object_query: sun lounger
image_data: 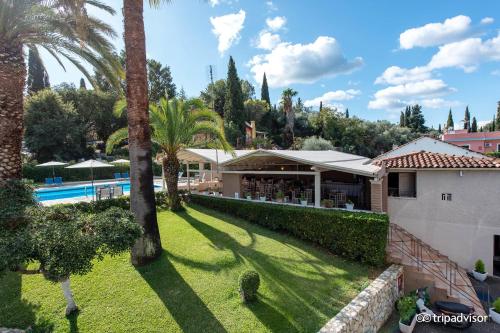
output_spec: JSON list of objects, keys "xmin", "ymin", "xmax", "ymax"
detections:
[
  {"xmin": 114, "ymin": 173, "xmax": 122, "ymax": 179},
  {"xmin": 122, "ymin": 172, "xmax": 129, "ymax": 179},
  {"xmin": 112, "ymin": 185, "xmax": 123, "ymax": 197},
  {"xmin": 54, "ymin": 177, "xmax": 63, "ymax": 185},
  {"xmin": 45, "ymin": 178, "xmax": 54, "ymax": 186},
  {"xmin": 98, "ymin": 187, "xmax": 111, "ymax": 200}
]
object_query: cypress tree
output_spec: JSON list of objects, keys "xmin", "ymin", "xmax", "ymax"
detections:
[
  {"xmin": 345, "ymin": 108, "xmax": 349, "ymax": 118},
  {"xmin": 464, "ymin": 106, "xmax": 470, "ymax": 131},
  {"xmin": 399, "ymin": 111, "xmax": 405, "ymax": 126},
  {"xmin": 471, "ymin": 117, "xmax": 477, "ymax": 132},
  {"xmin": 496, "ymin": 102, "xmax": 500, "ymax": 131},
  {"xmin": 261, "ymin": 72, "xmax": 271, "ymax": 107},
  {"xmin": 79, "ymin": 78, "xmax": 86, "ymax": 90},
  {"xmin": 223, "ymin": 56, "xmax": 245, "ymax": 127},
  {"xmin": 319, "ymin": 101, "xmax": 323, "ymax": 112},
  {"xmin": 404, "ymin": 106, "xmax": 411, "ymax": 127},
  {"xmin": 446, "ymin": 109, "xmax": 454, "ymax": 130},
  {"xmin": 27, "ymin": 49, "xmax": 50, "ymax": 95},
  {"xmin": 492, "ymin": 116, "xmax": 496, "ymax": 131},
  {"xmin": 438, "ymin": 124, "xmax": 442, "ymax": 133}
]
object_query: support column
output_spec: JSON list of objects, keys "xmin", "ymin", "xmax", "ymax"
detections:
[
  {"xmin": 187, "ymin": 163, "xmax": 191, "ymax": 193},
  {"xmin": 314, "ymin": 172, "xmax": 321, "ymax": 208},
  {"xmin": 370, "ymin": 178, "xmax": 385, "ymax": 212},
  {"xmin": 199, "ymin": 163, "xmax": 205, "ymax": 183}
]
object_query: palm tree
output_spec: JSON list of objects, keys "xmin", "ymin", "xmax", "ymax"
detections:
[
  {"xmin": 0, "ymin": 0, "xmax": 121, "ymax": 182},
  {"xmin": 107, "ymin": 97, "xmax": 233, "ymax": 211},
  {"xmin": 281, "ymin": 88, "xmax": 298, "ymax": 147}
]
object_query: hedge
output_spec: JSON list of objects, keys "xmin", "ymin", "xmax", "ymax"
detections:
[
  {"xmin": 23, "ymin": 163, "xmax": 162, "ymax": 183},
  {"xmin": 189, "ymin": 194, "xmax": 389, "ymax": 266}
]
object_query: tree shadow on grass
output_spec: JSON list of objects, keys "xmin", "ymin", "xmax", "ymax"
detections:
[
  {"xmin": 174, "ymin": 209, "xmax": 360, "ymax": 332},
  {"xmin": 0, "ymin": 272, "xmax": 54, "ymax": 333},
  {"xmin": 137, "ymin": 252, "xmax": 227, "ymax": 333}
]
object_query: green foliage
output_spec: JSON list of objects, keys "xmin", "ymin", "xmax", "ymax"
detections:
[
  {"xmin": 239, "ymin": 270, "xmax": 260, "ymax": 302},
  {"xmin": 261, "ymin": 73, "xmax": 271, "ymax": 107},
  {"xmin": 244, "ymin": 99, "xmax": 269, "ymax": 124},
  {"xmin": 200, "ymin": 79, "xmax": 226, "ymax": 117},
  {"xmin": 464, "ymin": 106, "xmax": 471, "ymax": 131},
  {"xmin": 224, "ymin": 56, "xmax": 245, "ymax": 138},
  {"xmin": 447, "ymin": 109, "xmax": 454, "ymax": 130},
  {"xmin": 240, "ymin": 79, "xmax": 255, "ymax": 101},
  {"xmin": 397, "ymin": 295, "xmax": 417, "ymax": 325},
  {"xmin": 485, "ymin": 151, "xmax": 500, "ymax": 158},
  {"xmin": 27, "ymin": 49, "xmax": 50, "ymax": 95},
  {"xmin": 24, "ymin": 90, "xmax": 89, "ymax": 162},
  {"xmin": 471, "ymin": 117, "xmax": 478, "ymax": 132},
  {"xmin": 189, "ymin": 195, "xmax": 389, "ymax": 266},
  {"xmin": 475, "ymin": 259, "xmax": 485, "ymax": 274},
  {"xmin": 493, "ymin": 297, "xmax": 500, "ymax": 313},
  {"xmin": 301, "ymin": 136, "xmax": 334, "ymax": 150},
  {"xmin": 148, "ymin": 59, "xmax": 176, "ymax": 103}
]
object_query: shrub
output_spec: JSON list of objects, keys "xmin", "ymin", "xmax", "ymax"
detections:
[
  {"xmin": 397, "ymin": 295, "xmax": 417, "ymax": 325},
  {"xmin": 239, "ymin": 270, "xmax": 260, "ymax": 302},
  {"xmin": 321, "ymin": 199, "xmax": 334, "ymax": 208},
  {"xmin": 493, "ymin": 298, "xmax": 500, "ymax": 313},
  {"xmin": 301, "ymin": 136, "xmax": 334, "ymax": 151},
  {"xmin": 475, "ymin": 259, "xmax": 486, "ymax": 274},
  {"xmin": 189, "ymin": 194, "xmax": 389, "ymax": 266}
]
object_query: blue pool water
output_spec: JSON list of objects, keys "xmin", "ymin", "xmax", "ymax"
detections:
[{"xmin": 35, "ymin": 182, "xmax": 134, "ymax": 201}]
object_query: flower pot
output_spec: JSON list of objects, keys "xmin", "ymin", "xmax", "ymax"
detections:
[
  {"xmin": 345, "ymin": 203, "xmax": 354, "ymax": 210},
  {"xmin": 489, "ymin": 308, "xmax": 500, "ymax": 324},
  {"xmin": 473, "ymin": 270, "xmax": 488, "ymax": 282},
  {"xmin": 202, "ymin": 191, "xmax": 208, "ymax": 195},
  {"xmin": 234, "ymin": 192, "xmax": 239, "ymax": 199},
  {"xmin": 260, "ymin": 196, "xmax": 266, "ymax": 202},
  {"xmin": 276, "ymin": 198, "xmax": 283, "ymax": 203},
  {"xmin": 399, "ymin": 315, "xmax": 416, "ymax": 333},
  {"xmin": 246, "ymin": 196, "xmax": 252, "ymax": 200},
  {"xmin": 300, "ymin": 200, "xmax": 308, "ymax": 206}
]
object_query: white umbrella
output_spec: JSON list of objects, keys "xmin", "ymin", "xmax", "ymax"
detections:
[
  {"xmin": 66, "ymin": 160, "xmax": 113, "ymax": 200},
  {"xmin": 36, "ymin": 161, "xmax": 67, "ymax": 179},
  {"xmin": 110, "ymin": 159, "xmax": 130, "ymax": 164}
]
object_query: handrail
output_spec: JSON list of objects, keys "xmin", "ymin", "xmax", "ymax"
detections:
[{"xmin": 388, "ymin": 223, "xmax": 483, "ymax": 311}]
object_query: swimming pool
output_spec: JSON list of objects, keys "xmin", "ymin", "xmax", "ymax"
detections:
[{"xmin": 35, "ymin": 182, "xmax": 135, "ymax": 202}]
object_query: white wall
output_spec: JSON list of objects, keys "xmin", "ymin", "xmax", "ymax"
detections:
[{"xmin": 388, "ymin": 170, "xmax": 500, "ymax": 275}]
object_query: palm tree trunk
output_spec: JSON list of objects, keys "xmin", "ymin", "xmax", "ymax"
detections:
[
  {"xmin": 123, "ymin": 0, "xmax": 162, "ymax": 266},
  {"xmin": 163, "ymin": 155, "xmax": 182, "ymax": 211},
  {"xmin": 0, "ymin": 42, "xmax": 25, "ymax": 181}
]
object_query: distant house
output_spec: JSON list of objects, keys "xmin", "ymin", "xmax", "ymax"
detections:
[{"xmin": 442, "ymin": 129, "xmax": 500, "ymax": 153}]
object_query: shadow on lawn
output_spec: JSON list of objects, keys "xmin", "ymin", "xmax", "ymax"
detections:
[
  {"xmin": 137, "ymin": 253, "xmax": 228, "ymax": 333},
  {"xmin": 171, "ymin": 208, "xmax": 364, "ymax": 332},
  {"xmin": 0, "ymin": 272, "xmax": 54, "ymax": 333}
]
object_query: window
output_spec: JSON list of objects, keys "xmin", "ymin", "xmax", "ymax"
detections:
[
  {"xmin": 497, "ymin": 144, "xmax": 500, "ymax": 152},
  {"xmin": 388, "ymin": 172, "xmax": 416, "ymax": 198},
  {"xmin": 441, "ymin": 193, "xmax": 452, "ymax": 201},
  {"xmin": 485, "ymin": 142, "xmax": 492, "ymax": 148},
  {"xmin": 461, "ymin": 144, "xmax": 470, "ymax": 149},
  {"xmin": 494, "ymin": 236, "xmax": 500, "ymax": 277}
]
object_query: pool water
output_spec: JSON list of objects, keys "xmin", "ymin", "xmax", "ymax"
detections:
[{"xmin": 35, "ymin": 182, "xmax": 134, "ymax": 202}]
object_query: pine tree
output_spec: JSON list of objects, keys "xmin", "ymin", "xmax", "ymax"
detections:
[
  {"xmin": 410, "ymin": 104, "xmax": 425, "ymax": 133},
  {"xmin": 399, "ymin": 111, "xmax": 405, "ymax": 126},
  {"xmin": 27, "ymin": 49, "xmax": 50, "ymax": 95},
  {"xmin": 464, "ymin": 106, "xmax": 470, "ymax": 131},
  {"xmin": 79, "ymin": 78, "xmax": 86, "ymax": 90},
  {"xmin": 404, "ymin": 106, "xmax": 411, "ymax": 127},
  {"xmin": 471, "ymin": 117, "xmax": 478, "ymax": 132},
  {"xmin": 446, "ymin": 109, "xmax": 454, "ymax": 130},
  {"xmin": 261, "ymin": 72, "xmax": 271, "ymax": 107},
  {"xmin": 496, "ymin": 102, "xmax": 500, "ymax": 131},
  {"xmin": 223, "ymin": 56, "xmax": 245, "ymax": 128},
  {"xmin": 178, "ymin": 87, "xmax": 187, "ymax": 101},
  {"xmin": 345, "ymin": 108, "xmax": 349, "ymax": 118}
]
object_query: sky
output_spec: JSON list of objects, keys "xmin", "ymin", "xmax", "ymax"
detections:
[{"xmin": 41, "ymin": 0, "xmax": 500, "ymax": 129}]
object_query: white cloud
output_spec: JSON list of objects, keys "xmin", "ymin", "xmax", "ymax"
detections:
[
  {"xmin": 428, "ymin": 33, "xmax": 500, "ymax": 72},
  {"xmin": 491, "ymin": 69, "xmax": 500, "ymax": 76},
  {"xmin": 420, "ymin": 98, "xmax": 460, "ymax": 109},
  {"xmin": 399, "ymin": 15, "xmax": 472, "ymax": 49},
  {"xmin": 210, "ymin": 10, "xmax": 246, "ymax": 55},
  {"xmin": 304, "ymin": 89, "xmax": 361, "ymax": 107},
  {"xmin": 368, "ymin": 79, "xmax": 456, "ymax": 110},
  {"xmin": 481, "ymin": 17, "xmax": 494, "ymax": 25},
  {"xmin": 249, "ymin": 36, "xmax": 363, "ymax": 87},
  {"xmin": 256, "ymin": 31, "xmax": 281, "ymax": 50},
  {"xmin": 375, "ymin": 65, "xmax": 432, "ymax": 85},
  {"xmin": 208, "ymin": 0, "xmax": 220, "ymax": 7},
  {"xmin": 266, "ymin": 16, "xmax": 286, "ymax": 31},
  {"xmin": 266, "ymin": 1, "xmax": 277, "ymax": 11}
]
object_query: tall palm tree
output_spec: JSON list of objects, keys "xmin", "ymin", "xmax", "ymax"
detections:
[
  {"xmin": 0, "ymin": 0, "xmax": 121, "ymax": 182},
  {"xmin": 107, "ymin": 97, "xmax": 233, "ymax": 211},
  {"xmin": 281, "ymin": 88, "xmax": 297, "ymax": 147}
]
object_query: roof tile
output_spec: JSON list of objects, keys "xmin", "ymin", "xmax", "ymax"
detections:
[{"xmin": 375, "ymin": 151, "xmax": 500, "ymax": 169}]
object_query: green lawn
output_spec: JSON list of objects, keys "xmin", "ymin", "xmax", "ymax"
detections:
[{"xmin": 0, "ymin": 205, "xmax": 376, "ymax": 333}]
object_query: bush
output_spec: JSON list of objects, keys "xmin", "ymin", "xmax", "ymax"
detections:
[
  {"xmin": 239, "ymin": 270, "xmax": 260, "ymax": 302},
  {"xmin": 301, "ymin": 136, "xmax": 334, "ymax": 151},
  {"xmin": 397, "ymin": 295, "xmax": 417, "ymax": 325},
  {"xmin": 493, "ymin": 298, "xmax": 500, "ymax": 313},
  {"xmin": 475, "ymin": 259, "xmax": 486, "ymax": 274},
  {"xmin": 189, "ymin": 195, "xmax": 389, "ymax": 266}
]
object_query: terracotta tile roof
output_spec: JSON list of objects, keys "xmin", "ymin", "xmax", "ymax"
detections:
[{"xmin": 375, "ymin": 151, "xmax": 500, "ymax": 169}]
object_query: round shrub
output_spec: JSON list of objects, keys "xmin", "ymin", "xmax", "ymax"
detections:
[
  {"xmin": 239, "ymin": 270, "xmax": 260, "ymax": 302},
  {"xmin": 475, "ymin": 259, "xmax": 486, "ymax": 274}
]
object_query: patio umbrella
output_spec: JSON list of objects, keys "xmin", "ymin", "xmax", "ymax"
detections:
[
  {"xmin": 66, "ymin": 160, "xmax": 113, "ymax": 200},
  {"xmin": 36, "ymin": 161, "xmax": 67, "ymax": 179},
  {"xmin": 110, "ymin": 159, "xmax": 130, "ymax": 164}
]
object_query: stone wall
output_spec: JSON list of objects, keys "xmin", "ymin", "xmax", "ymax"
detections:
[{"xmin": 319, "ymin": 264, "xmax": 403, "ymax": 333}]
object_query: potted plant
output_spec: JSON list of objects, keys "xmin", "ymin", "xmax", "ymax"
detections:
[
  {"xmin": 490, "ymin": 297, "xmax": 500, "ymax": 324},
  {"xmin": 321, "ymin": 199, "xmax": 334, "ymax": 208},
  {"xmin": 275, "ymin": 191, "xmax": 284, "ymax": 203},
  {"xmin": 300, "ymin": 193, "xmax": 308, "ymax": 206},
  {"xmin": 345, "ymin": 200, "xmax": 354, "ymax": 210},
  {"xmin": 397, "ymin": 295, "xmax": 417, "ymax": 333},
  {"xmin": 245, "ymin": 192, "xmax": 252, "ymax": 200},
  {"xmin": 259, "ymin": 194, "xmax": 267, "ymax": 201},
  {"xmin": 472, "ymin": 259, "xmax": 488, "ymax": 281}
]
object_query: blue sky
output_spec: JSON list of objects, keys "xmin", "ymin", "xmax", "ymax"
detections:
[{"xmin": 41, "ymin": 0, "xmax": 500, "ymax": 129}]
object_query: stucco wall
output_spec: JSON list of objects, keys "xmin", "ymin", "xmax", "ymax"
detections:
[
  {"xmin": 388, "ymin": 170, "xmax": 500, "ymax": 274},
  {"xmin": 222, "ymin": 173, "xmax": 241, "ymax": 198},
  {"xmin": 319, "ymin": 265, "xmax": 403, "ymax": 333}
]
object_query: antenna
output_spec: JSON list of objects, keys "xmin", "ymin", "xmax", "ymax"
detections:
[{"xmin": 205, "ymin": 65, "xmax": 217, "ymax": 111}]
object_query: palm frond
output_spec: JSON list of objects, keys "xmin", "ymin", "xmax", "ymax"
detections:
[{"xmin": 105, "ymin": 127, "xmax": 129, "ymax": 154}]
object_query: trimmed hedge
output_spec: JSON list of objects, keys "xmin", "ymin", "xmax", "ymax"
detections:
[{"xmin": 190, "ymin": 195, "xmax": 389, "ymax": 266}]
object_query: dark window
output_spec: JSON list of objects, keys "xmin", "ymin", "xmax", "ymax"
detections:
[{"xmin": 494, "ymin": 236, "xmax": 500, "ymax": 277}]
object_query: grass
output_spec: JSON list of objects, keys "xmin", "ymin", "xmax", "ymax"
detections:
[{"xmin": 0, "ymin": 204, "xmax": 377, "ymax": 333}]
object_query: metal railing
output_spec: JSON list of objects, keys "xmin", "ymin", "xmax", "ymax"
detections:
[{"xmin": 388, "ymin": 223, "xmax": 484, "ymax": 312}]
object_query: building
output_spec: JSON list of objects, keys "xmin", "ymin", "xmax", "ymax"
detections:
[{"xmin": 442, "ymin": 129, "xmax": 500, "ymax": 153}]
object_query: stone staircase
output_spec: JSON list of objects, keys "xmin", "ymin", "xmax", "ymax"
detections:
[{"xmin": 386, "ymin": 223, "xmax": 486, "ymax": 316}]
